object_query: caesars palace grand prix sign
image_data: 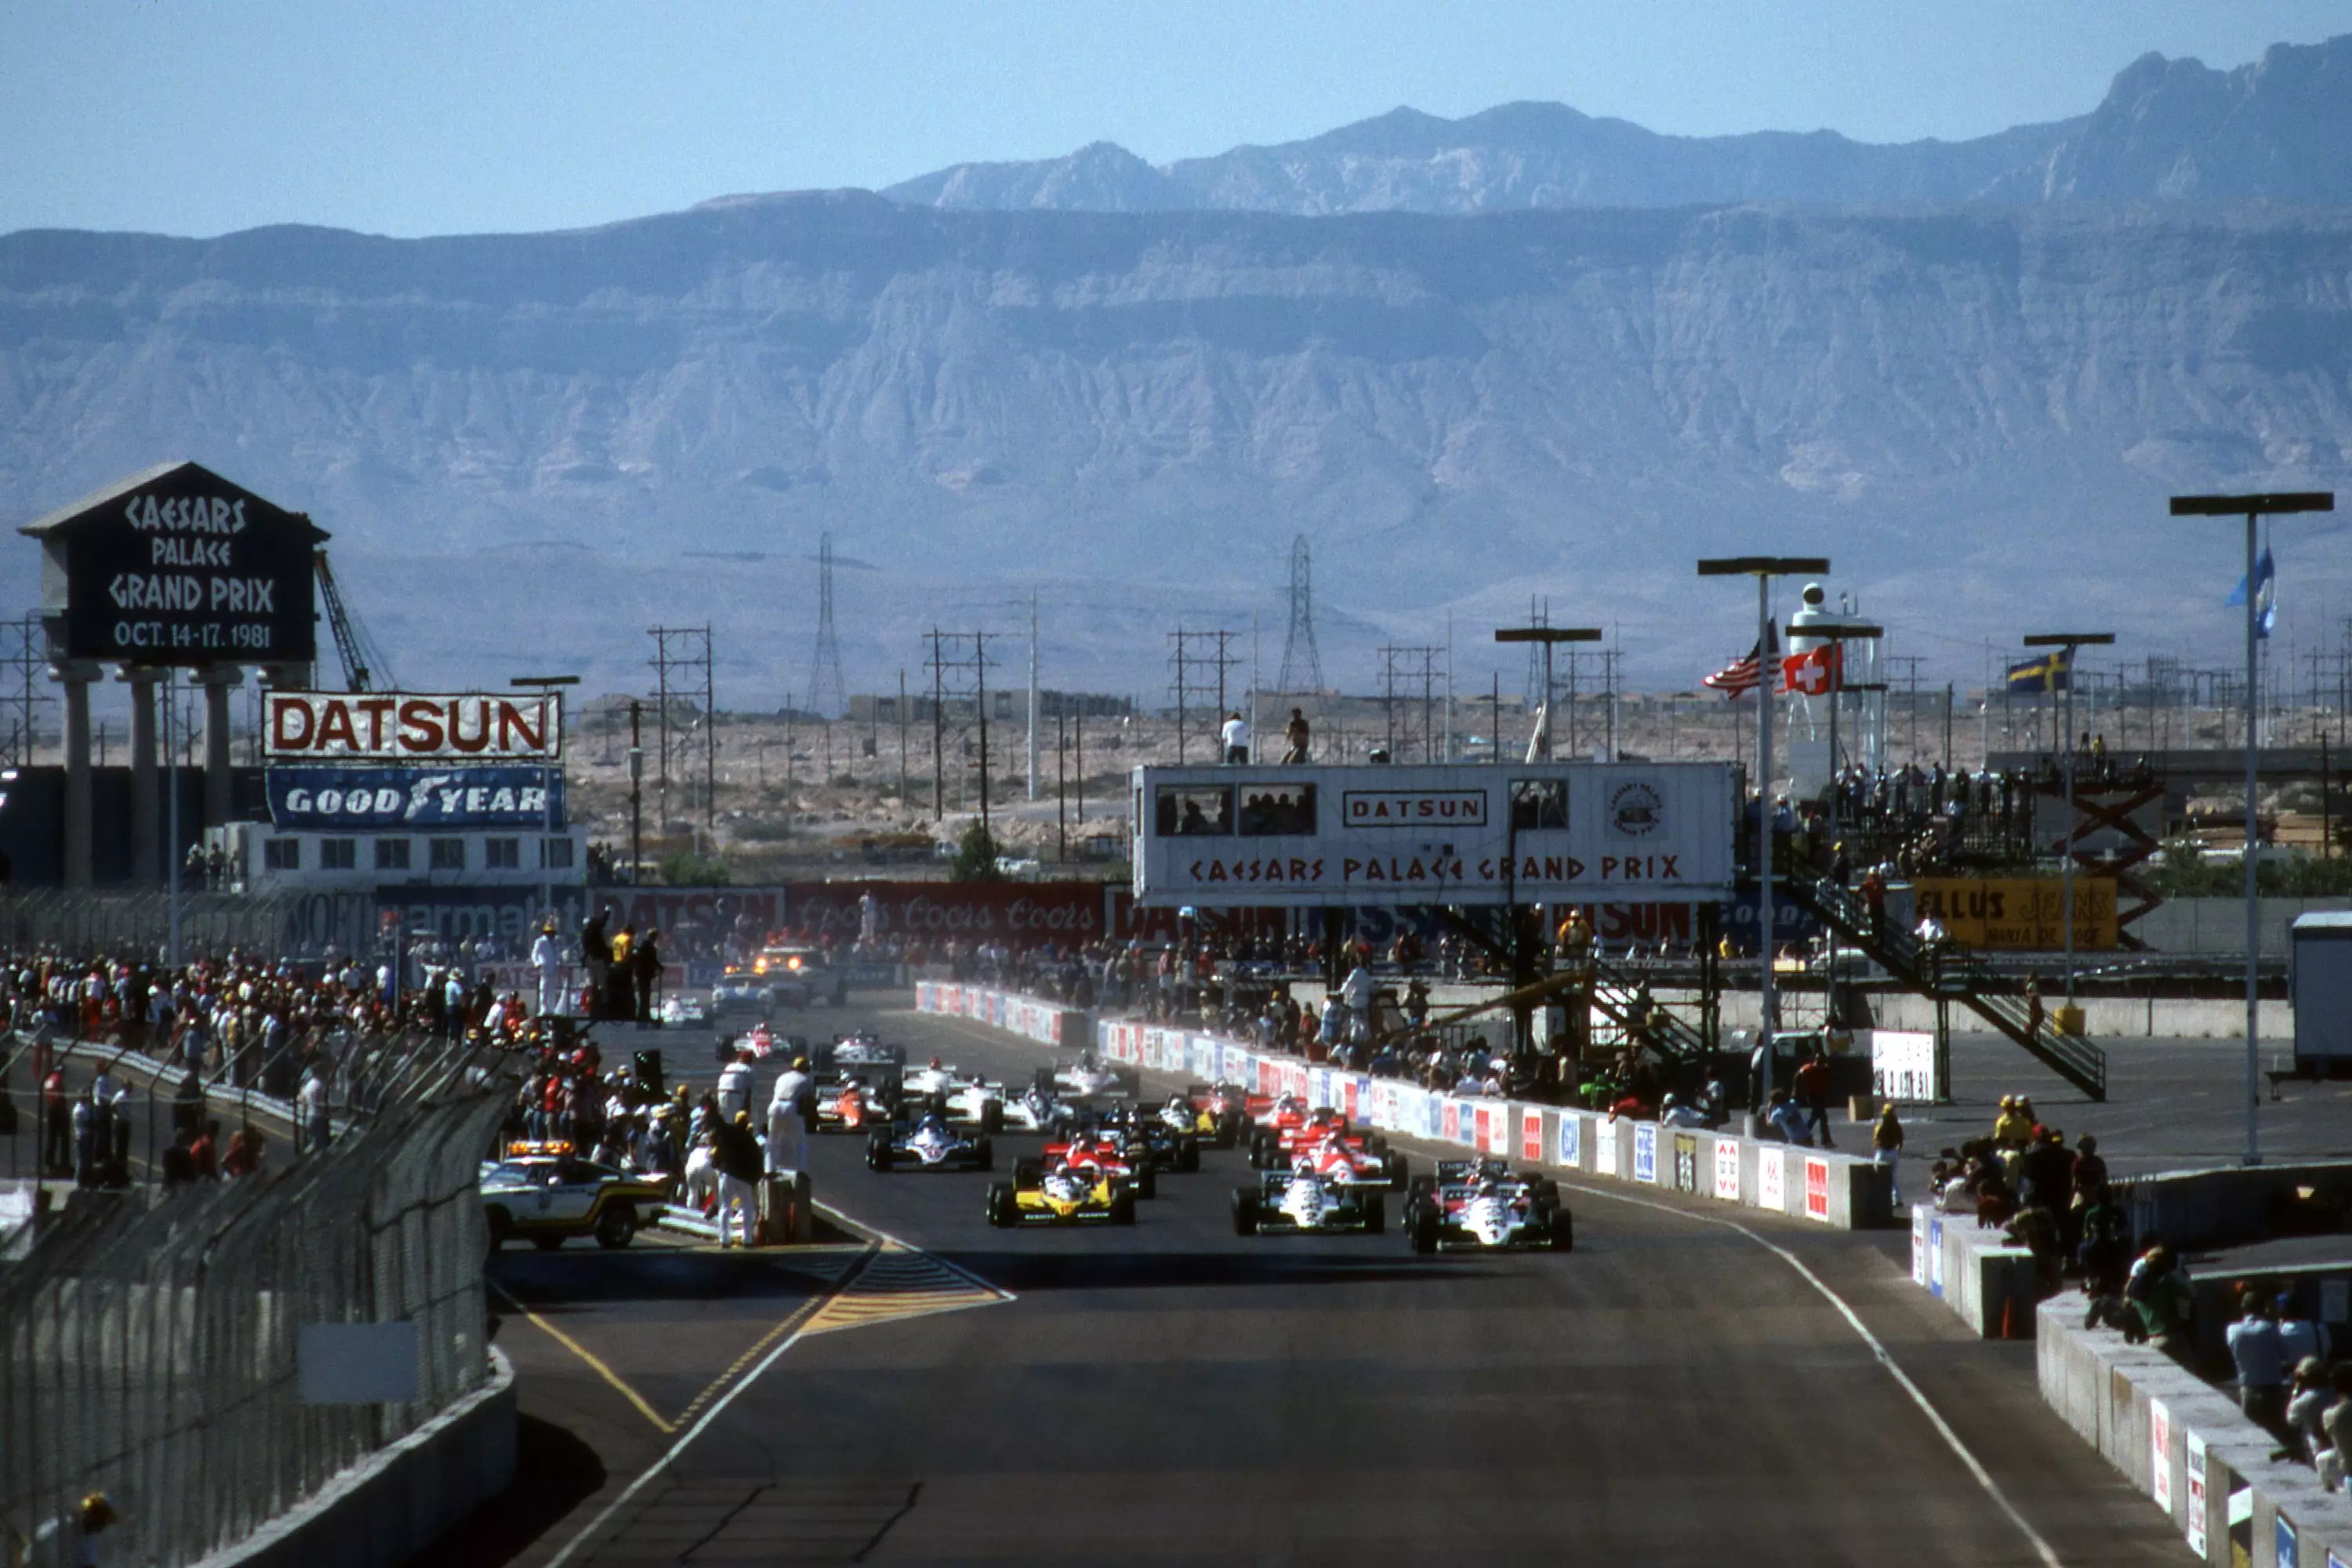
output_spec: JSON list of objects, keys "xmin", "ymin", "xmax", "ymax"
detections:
[{"xmin": 266, "ymin": 691, "xmax": 561, "ymax": 763}]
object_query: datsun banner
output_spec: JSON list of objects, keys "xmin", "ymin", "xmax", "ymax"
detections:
[
  {"xmin": 267, "ymin": 765, "xmax": 564, "ymax": 830},
  {"xmin": 267, "ymin": 691, "xmax": 561, "ymax": 761}
]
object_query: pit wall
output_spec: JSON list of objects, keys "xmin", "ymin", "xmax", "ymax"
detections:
[
  {"xmin": 913, "ymin": 985, "xmax": 1893, "ymax": 1231},
  {"xmin": 2038, "ymin": 1293, "xmax": 2352, "ymax": 1565}
]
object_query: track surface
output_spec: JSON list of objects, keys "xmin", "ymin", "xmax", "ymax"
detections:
[{"xmin": 453, "ymin": 999, "xmax": 2186, "ymax": 1566}]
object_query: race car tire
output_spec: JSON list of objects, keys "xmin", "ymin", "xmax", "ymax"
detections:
[
  {"xmin": 974, "ymin": 1136, "xmax": 994, "ymax": 1171},
  {"xmin": 1231, "ymin": 1189, "xmax": 1260, "ymax": 1236},
  {"xmin": 1110, "ymin": 1190, "xmax": 1138, "ymax": 1226},
  {"xmin": 1178, "ymin": 1138, "xmax": 1200, "ymax": 1173},
  {"xmin": 532, "ymin": 1233, "xmax": 566, "ymax": 1252},
  {"xmin": 1014, "ymin": 1157, "xmax": 1044, "ymax": 1191},
  {"xmin": 1135, "ymin": 1166, "xmax": 1157, "ymax": 1201},
  {"xmin": 1386, "ymin": 1154, "xmax": 1410, "ymax": 1192},
  {"xmin": 980, "ymin": 1100, "xmax": 1004, "ymax": 1134},
  {"xmin": 1546, "ymin": 1207, "xmax": 1574, "ymax": 1252},
  {"xmin": 986, "ymin": 1182, "xmax": 1018, "ymax": 1228},
  {"xmin": 1407, "ymin": 1203, "xmax": 1439, "ymax": 1256},
  {"xmin": 1406, "ymin": 1174, "xmax": 1437, "ymax": 1203},
  {"xmin": 1248, "ymin": 1131, "xmax": 1271, "ymax": 1169},
  {"xmin": 1361, "ymin": 1192, "xmax": 1387, "ymax": 1234},
  {"xmin": 1531, "ymin": 1178, "xmax": 1561, "ymax": 1207},
  {"xmin": 866, "ymin": 1134, "xmax": 895, "ymax": 1171},
  {"xmin": 595, "ymin": 1205, "xmax": 637, "ymax": 1250},
  {"xmin": 1214, "ymin": 1115, "xmax": 1239, "ymax": 1149},
  {"xmin": 485, "ymin": 1206, "xmax": 514, "ymax": 1253}
]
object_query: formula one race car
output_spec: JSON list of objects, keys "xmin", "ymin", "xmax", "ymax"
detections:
[
  {"xmin": 718, "ymin": 1021, "xmax": 807, "ymax": 1065},
  {"xmin": 812, "ymin": 1031, "xmax": 907, "ymax": 1073},
  {"xmin": 480, "ymin": 1142, "xmax": 668, "ymax": 1252},
  {"xmin": 1403, "ymin": 1162, "xmax": 1572, "ymax": 1254},
  {"xmin": 1047, "ymin": 1054, "xmax": 1140, "ymax": 1102},
  {"xmin": 1167, "ymin": 1083, "xmax": 1249, "ymax": 1147},
  {"xmin": 867, "ymin": 1112, "xmax": 995, "ymax": 1172},
  {"xmin": 1043, "ymin": 1131, "xmax": 1157, "ymax": 1199},
  {"xmin": 1289, "ymin": 1127, "xmax": 1410, "ymax": 1192},
  {"xmin": 901, "ymin": 1061, "xmax": 1009, "ymax": 1133},
  {"xmin": 1232, "ymin": 1167, "xmax": 1386, "ymax": 1236},
  {"xmin": 1076, "ymin": 1104, "xmax": 1201, "ymax": 1175},
  {"xmin": 985, "ymin": 1156, "xmax": 1137, "ymax": 1227},
  {"xmin": 1251, "ymin": 1107, "xmax": 1404, "ymax": 1186},
  {"xmin": 813, "ymin": 1072, "xmax": 900, "ymax": 1134}
]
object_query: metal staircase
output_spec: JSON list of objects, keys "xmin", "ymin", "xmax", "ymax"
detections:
[
  {"xmin": 1584, "ymin": 953, "xmax": 1709, "ymax": 1068},
  {"xmin": 1784, "ymin": 873, "xmax": 2107, "ymax": 1101}
]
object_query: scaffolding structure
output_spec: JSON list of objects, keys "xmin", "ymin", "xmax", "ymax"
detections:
[{"xmin": 648, "ymin": 625, "xmax": 716, "ymax": 844}]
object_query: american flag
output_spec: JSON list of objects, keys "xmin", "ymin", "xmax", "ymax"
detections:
[{"xmin": 1702, "ymin": 641, "xmax": 1764, "ymax": 696}]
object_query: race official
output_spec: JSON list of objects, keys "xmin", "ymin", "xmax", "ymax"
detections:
[
  {"xmin": 531, "ymin": 920, "xmax": 564, "ymax": 1018},
  {"xmin": 717, "ymin": 1049, "xmax": 756, "ymax": 1124},
  {"xmin": 712, "ymin": 1112, "xmax": 763, "ymax": 1249},
  {"xmin": 766, "ymin": 1069, "xmax": 811, "ymax": 1175}
]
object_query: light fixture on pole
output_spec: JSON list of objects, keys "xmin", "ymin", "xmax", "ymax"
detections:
[
  {"xmin": 1698, "ymin": 556, "xmax": 1830, "ymax": 1134},
  {"xmin": 2021, "ymin": 633, "xmax": 2114, "ymax": 1029},
  {"xmin": 2167, "ymin": 491, "xmax": 2333, "ymax": 1167},
  {"xmin": 1493, "ymin": 626, "xmax": 1601, "ymax": 760},
  {"xmin": 1792, "ymin": 622, "xmax": 1882, "ymax": 851}
]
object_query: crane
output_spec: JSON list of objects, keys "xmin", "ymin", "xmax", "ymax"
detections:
[{"xmin": 313, "ymin": 549, "xmax": 398, "ymax": 692}]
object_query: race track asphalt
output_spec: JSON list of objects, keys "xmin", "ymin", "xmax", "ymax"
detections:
[{"xmin": 448, "ymin": 998, "xmax": 2190, "ymax": 1567}]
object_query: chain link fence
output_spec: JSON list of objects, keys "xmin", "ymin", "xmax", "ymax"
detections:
[
  {"xmin": 0, "ymin": 1034, "xmax": 514, "ymax": 1566},
  {"xmin": 0, "ymin": 891, "xmax": 320, "ymax": 962}
]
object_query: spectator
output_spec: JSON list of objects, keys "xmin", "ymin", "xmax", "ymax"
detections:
[
  {"xmin": 2227, "ymin": 1291, "xmax": 2286, "ymax": 1433},
  {"xmin": 1992, "ymin": 1096, "xmax": 2034, "ymax": 1151},
  {"xmin": 2325, "ymin": 1367, "xmax": 2352, "ymax": 1491},
  {"xmin": 1281, "ymin": 707, "xmax": 1311, "ymax": 764},
  {"xmin": 1220, "ymin": 710, "xmax": 1250, "ymax": 764},
  {"xmin": 1871, "ymin": 1102, "xmax": 1904, "ymax": 1203},
  {"xmin": 1791, "ymin": 1051, "xmax": 1833, "ymax": 1149},
  {"xmin": 2125, "ymin": 1244, "xmax": 2193, "ymax": 1352},
  {"xmin": 2278, "ymin": 1291, "xmax": 2330, "ymax": 1368},
  {"xmin": 2286, "ymin": 1358, "xmax": 2336, "ymax": 1468}
]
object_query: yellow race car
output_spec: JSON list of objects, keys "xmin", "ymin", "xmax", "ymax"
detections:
[{"xmin": 985, "ymin": 1156, "xmax": 1136, "ymax": 1228}]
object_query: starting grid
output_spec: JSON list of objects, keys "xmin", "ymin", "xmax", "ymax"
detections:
[{"xmin": 914, "ymin": 982, "xmax": 1893, "ymax": 1231}]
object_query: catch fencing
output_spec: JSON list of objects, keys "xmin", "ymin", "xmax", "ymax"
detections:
[
  {"xmin": 0, "ymin": 891, "xmax": 314, "ymax": 961},
  {"xmin": 0, "ymin": 1033, "xmax": 513, "ymax": 1567}
]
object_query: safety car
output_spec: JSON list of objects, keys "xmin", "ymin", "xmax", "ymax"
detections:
[
  {"xmin": 866, "ymin": 1112, "xmax": 994, "ymax": 1172},
  {"xmin": 479, "ymin": 1142, "xmax": 666, "ymax": 1252},
  {"xmin": 754, "ymin": 944, "xmax": 848, "ymax": 1007},
  {"xmin": 710, "ymin": 974, "xmax": 774, "ymax": 1018},
  {"xmin": 1232, "ymin": 1167, "xmax": 1386, "ymax": 1236},
  {"xmin": 985, "ymin": 1156, "xmax": 1136, "ymax": 1227}
]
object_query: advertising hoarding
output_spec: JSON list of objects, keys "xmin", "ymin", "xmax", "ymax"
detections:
[
  {"xmin": 22, "ymin": 461, "xmax": 322, "ymax": 666},
  {"xmin": 267, "ymin": 765, "xmax": 564, "ymax": 830},
  {"xmin": 266, "ymin": 691, "xmax": 561, "ymax": 761},
  {"xmin": 1132, "ymin": 762, "xmax": 1736, "ymax": 908},
  {"xmin": 1913, "ymin": 876, "xmax": 2118, "ymax": 951}
]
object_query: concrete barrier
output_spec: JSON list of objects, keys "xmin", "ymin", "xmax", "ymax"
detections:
[
  {"xmin": 2038, "ymin": 1293, "xmax": 2352, "ymax": 1564},
  {"xmin": 194, "ymin": 1347, "xmax": 517, "ymax": 1568},
  {"xmin": 915, "ymin": 987, "xmax": 1896, "ymax": 1231},
  {"xmin": 1907, "ymin": 1202, "xmax": 2041, "ymax": 1338}
]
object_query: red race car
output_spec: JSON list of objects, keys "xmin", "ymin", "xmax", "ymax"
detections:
[{"xmin": 1043, "ymin": 1134, "xmax": 1157, "ymax": 1200}]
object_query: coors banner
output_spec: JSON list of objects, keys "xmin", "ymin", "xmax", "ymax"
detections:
[{"xmin": 265, "ymin": 691, "xmax": 562, "ymax": 762}]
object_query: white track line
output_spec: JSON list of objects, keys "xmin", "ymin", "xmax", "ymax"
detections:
[
  {"xmin": 1559, "ymin": 1179, "xmax": 2063, "ymax": 1568},
  {"xmin": 539, "ymin": 1197, "xmax": 1012, "ymax": 1567}
]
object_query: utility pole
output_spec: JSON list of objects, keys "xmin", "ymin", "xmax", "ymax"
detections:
[
  {"xmin": 808, "ymin": 532, "xmax": 846, "ymax": 719},
  {"xmin": 628, "ymin": 699, "xmax": 644, "ymax": 885},
  {"xmin": 1168, "ymin": 630, "xmax": 1239, "ymax": 764},
  {"xmin": 898, "ymin": 669, "xmax": 909, "ymax": 808},
  {"xmin": 1027, "ymin": 593, "xmax": 1040, "ymax": 803}
]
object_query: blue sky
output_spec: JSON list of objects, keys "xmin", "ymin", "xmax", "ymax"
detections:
[{"xmin": 3, "ymin": 1, "xmax": 2350, "ymax": 237}]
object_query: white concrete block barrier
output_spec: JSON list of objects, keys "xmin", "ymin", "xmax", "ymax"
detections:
[
  {"xmin": 914, "ymin": 980, "xmax": 1091, "ymax": 1051},
  {"xmin": 914, "ymin": 987, "xmax": 1894, "ymax": 1231},
  {"xmin": 2038, "ymin": 1291, "xmax": 2352, "ymax": 1565}
]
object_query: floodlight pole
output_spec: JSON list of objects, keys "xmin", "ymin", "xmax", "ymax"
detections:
[
  {"xmin": 1699, "ymin": 556, "xmax": 1829, "ymax": 1134},
  {"xmin": 2169, "ymin": 492, "xmax": 2333, "ymax": 1167},
  {"xmin": 1493, "ymin": 626, "xmax": 1601, "ymax": 762}
]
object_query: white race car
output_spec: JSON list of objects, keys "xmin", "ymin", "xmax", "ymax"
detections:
[
  {"xmin": 1049, "ymin": 1054, "xmax": 1138, "ymax": 1101},
  {"xmin": 659, "ymin": 993, "xmax": 710, "ymax": 1028},
  {"xmin": 1403, "ymin": 1162, "xmax": 1573, "ymax": 1254},
  {"xmin": 1232, "ymin": 1168, "xmax": 1385, "ymax": 1235},
  {"xmin": 902, "ymin": 1062, "xmax": 1009, "ymax": 1133}
]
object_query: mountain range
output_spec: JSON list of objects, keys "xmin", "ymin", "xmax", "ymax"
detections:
[
  {"xmin": 2, "ymin": 36, "xmax": 2350, "ymax": 708},
  {"xmin": 875, "ymin": 34, "xmax": 2352, "ymax": 213}
]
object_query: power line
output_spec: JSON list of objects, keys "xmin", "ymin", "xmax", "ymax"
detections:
[
  {"xmin": 1168, "ymin": 630, "xmax": 1240, "ymax": 763},
  {"xmin": 924, "ymin": 630, "xmax": 998, "ymax": 833},
  {"xmin": 1276, "ymin": 535, "xmax": 1324, "ymax": 695},
  {"xmin": 2, "ymin": 614, "xmax": 53, "ymax": 769},
  {"xmin": 807, "ymin": 532, "xmax": 846, "ymax": 720},
  {"xmin": 648, "ymin": 625, "xmax": 716, "ymax": 846}
]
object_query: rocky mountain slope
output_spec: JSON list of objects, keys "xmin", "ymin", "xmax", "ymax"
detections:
[
  {"xmin": 880, "ymin": 34, "xmax": 2352, "ymax": 213},
  {"xmin": 3, "ymin": 193, "xmax": 2345, "ymax": 700}
]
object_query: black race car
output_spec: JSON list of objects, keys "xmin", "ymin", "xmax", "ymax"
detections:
[{"xmin": 866, "ymin": 1112, "xmax": 994, "ymax": 1173}]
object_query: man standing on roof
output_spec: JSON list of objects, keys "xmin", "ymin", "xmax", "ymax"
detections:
[
  {"xmin": 532, "ymin": 918, "xmax": 564, "ymax": 1018},
  {"xmin": 1221, "ymin": 711, "xmax": 1250, "ymax": 764}
]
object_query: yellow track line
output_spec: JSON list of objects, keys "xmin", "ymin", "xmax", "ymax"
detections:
[
  {"xmin": 490, "ymin": 1279, "xmax": 678, "ymax": 1436},
  {"xmin": 669, "ymin": 1243, "xmax": 880, "ymax": 1425}
]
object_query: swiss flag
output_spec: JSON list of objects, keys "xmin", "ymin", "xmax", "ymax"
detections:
[{"xmin": 1779, "ymin": 644, "xmax": 1842, "ymax": 696}]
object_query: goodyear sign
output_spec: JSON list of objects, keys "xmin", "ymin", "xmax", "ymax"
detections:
[
  {"xmin": 267, "ymin": 765, "xmax": 564, "ymax": 830},
  {"xmin": 1912, "ymin": 876, "xmax": 2117, "ymax": 951}
]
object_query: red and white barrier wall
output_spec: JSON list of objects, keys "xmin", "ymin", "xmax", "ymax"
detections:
[{"xmin": 919, "ymin": 986, "xmax": 1893, "ymax": 1230}]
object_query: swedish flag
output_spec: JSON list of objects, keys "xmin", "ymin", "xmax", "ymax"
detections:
[{"xmin": 2005, "ymin": 647, "xmax": 2072, "ymax": 695}]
